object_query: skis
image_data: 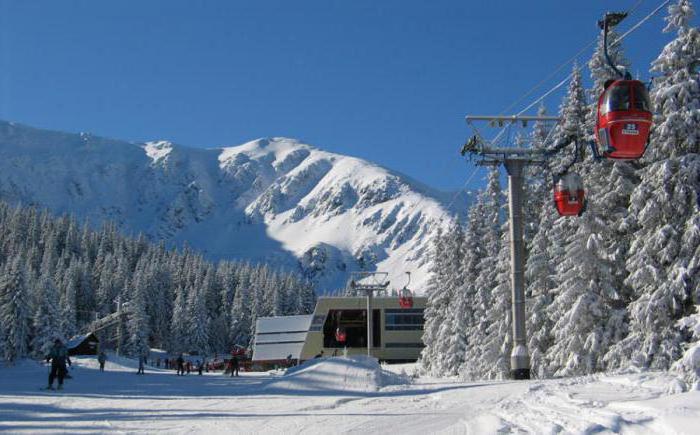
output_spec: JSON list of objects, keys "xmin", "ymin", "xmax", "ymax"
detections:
[{"xmin": 40, "ymin": 386, "xmax": 64, "ymax": 391}]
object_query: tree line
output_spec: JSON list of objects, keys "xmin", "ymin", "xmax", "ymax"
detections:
[{"xmin": 0, "ymin": 201, "xmax": 316, "ymax": 361}]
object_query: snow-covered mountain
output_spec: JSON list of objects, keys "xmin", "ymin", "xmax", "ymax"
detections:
[{"xmin": 0, "ymin": 120, "xmax": 468, "ymax": 291}]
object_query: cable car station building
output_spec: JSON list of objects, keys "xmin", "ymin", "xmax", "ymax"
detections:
[{"xmin": 252, "ymin": 295, "xmax": 427, "ymax": 366}]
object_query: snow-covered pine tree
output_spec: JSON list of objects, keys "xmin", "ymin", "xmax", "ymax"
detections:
[
  {"xmin": 32, "ymin": 274, "xmax": 63, "ymax": 358},
  {"xmin": 525, "ymin": 204, "xmax": 557, "ymax": 378},
  {"xmin": 461, "ymin": 168, "xmax": 504, "ymax": 379},
  {"xmin": 419, "ymin": 227, "xmax": 447, "ymax": 375},
  {"xmin": 127, "ymin": 272, "xmax": 151, "ymax": 357},
  {"xmin": 58, "ymin": 259, "xmax": 79, "ymax": 339},
  {"xmin": 187, "ymin": 283, "xmax": 211, "ymax": 356},
  {"xmin": 434, "ymin": 221, "xmax": 466, "ymax": 376},
  {"xmin": 479, "ymin": 220, "xmax": 512, "ymax": 380},
  {"xmin": 544, "ymin": 64, "xmax": 626, "ymax": 376},
  {"xmin": 296, "ymin": 279, "xmax": 317, "ymax": 314},
  {"xmin": 524, "ymin": 104, "xmax": 552, "ymax": 243},
  {"xmin": 0, "ymin": 256, "xmax": 32, "ymax": 361},
  {"xmin": 229, "ymin": 285, "xmax": 251, "ymax": 348},
  {"xmin": 169, "ymin": 285, "xmax": 188, "ymax": 353},
  {"xmin": 456, "ymin": 193, "xmax": 486, "ymax": 378},
  {"xmin": 606, "ymin": 0, "xmax": 700, "ymax": 374}
]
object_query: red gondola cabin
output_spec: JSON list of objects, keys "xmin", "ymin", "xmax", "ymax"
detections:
[
  {"xmin": 398, "ymin": 288, "xmax": 414, "ymax": 309},
  {"xmin": 554, "ymin": 173, "xmax": 586, "ymax": 217},
  {"xmin": 335, "ymin": 327, "xmax": 347, "ymax": 344},
  {"xmin": 595, "ymin": 80, "xmax": 652, "ymax": 160}
]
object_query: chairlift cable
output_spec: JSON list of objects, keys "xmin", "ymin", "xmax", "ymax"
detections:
[
  {"xmin": 443, "ymin": 163, "xmax": 483, "ymax": 214},
  {"xmin": 503, "ymin": 0, "xmax": 667, "ymax": 119},
  {"xmin": 499, "ymin": 0, "xmax": 646, "ymax": 117}
]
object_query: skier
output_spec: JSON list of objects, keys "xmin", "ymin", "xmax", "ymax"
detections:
[
  {"xmin": 197, "ymin": 360, "xmax": 203, "ymax": 375},
  {"xmin": 46, "ymin": 338, "xmax": 71, "ymax": 390},
  {"xmin": 230, "ymin": 355, "xmax": 239, "ymax": 377},
  {"xmin": 98, "ymin": 351, "xmax": 107, "ymax": 372},
  {"xmin": 137, "ymin": 353, "xmax": 145, "ymax": 375},
  {"xmin": 176, "ymin": 354, "xmax": 185, "ymax": 376}
]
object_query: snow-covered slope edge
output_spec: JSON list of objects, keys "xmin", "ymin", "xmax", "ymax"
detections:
[{"xmin": 0, "ymin": 120, "xmax": 466, "ymax": 291}]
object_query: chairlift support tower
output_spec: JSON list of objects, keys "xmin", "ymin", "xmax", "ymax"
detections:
[
  {"xmin": 348, "ymin": 271, "xmax": 390, "ymax": 357},
  {"xmin": 462, "ymin": 114, "xmax": 561, "ymax": 380}
]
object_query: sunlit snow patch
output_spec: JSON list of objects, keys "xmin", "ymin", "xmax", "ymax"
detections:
[
  {"xmin": 265, "ymin": 355, "xmax": 410, "ymax": 393},
  {"xmin": 143, "ymin": 141, "xmax": 173, "ymax": 164}
]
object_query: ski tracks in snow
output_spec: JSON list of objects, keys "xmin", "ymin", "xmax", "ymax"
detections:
[{"xmin": 483, "ymin": 375, "xmax": 667, "ymax": 434}]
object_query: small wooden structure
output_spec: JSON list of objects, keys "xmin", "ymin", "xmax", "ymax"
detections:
[{"xmin": 67, "ymin": 332, "xmax": 100, "ymax": 356}]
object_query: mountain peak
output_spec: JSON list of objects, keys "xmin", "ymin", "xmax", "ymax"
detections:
[{"xmin": 0, "ymin": 121, "xmax": 464, "ymax": 291}]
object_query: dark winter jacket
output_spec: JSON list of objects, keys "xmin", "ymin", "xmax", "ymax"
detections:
[{"xmin": 47, "ymin": 344, "xmax": 71, "ymax": 367}]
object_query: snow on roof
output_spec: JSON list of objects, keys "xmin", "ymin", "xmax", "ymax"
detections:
[
  {"xmin": 255, "ymin": 315, "xmax": 313, "ymax": 334},
  {"xmin": 66, "ymin": 333, "xmax": 97, "ymax": 349},
  {"xmin": 253, "ymin": 315, "xmax": 313, "ymax": 362}
]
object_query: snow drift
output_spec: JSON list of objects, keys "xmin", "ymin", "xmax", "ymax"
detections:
[{"xmin": 265, "ymin": 356, "xmax": 410, "ymax": 393}]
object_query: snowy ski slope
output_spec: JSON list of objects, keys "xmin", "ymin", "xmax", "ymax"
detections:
[{"xmin": 0, "ymin": 355, "xmax": 698, "ymax": 434}]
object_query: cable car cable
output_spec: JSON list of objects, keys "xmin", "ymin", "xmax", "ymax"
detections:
[
  {"xmin": 498, "ymin": 0, "xmax": 646, "ymax": 118},
  {"xmin": 511, "ymin": 0, "xmax": 670, "ymax": 118}
]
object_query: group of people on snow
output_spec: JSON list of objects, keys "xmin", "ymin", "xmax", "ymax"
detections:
[{"xmin": 43, "ymin": 337, "xmax": 245, "ymax": 388}]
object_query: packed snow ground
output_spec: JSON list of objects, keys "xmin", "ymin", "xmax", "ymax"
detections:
[{"xmin": 0, "ymin": 355, "xmax": 698, "ymax": 434}]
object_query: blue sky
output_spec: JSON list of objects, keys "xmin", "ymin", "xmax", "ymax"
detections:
[{"xmin": 0, "ymin": 0, "xmax": 677, "ymax": 191}]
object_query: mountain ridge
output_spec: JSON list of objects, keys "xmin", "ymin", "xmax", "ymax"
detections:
[{"xmin": 0, "ymin": 120, "xmax": 470, "ymax": 291}]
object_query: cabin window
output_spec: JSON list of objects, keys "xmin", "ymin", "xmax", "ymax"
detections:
[
  {"xmin": 385, "ymin": 308, "xmax": 424, "ymax": 331},
  {"xmin": 602, "ymin": 84, "xmax": 630, "ymax": 115},
  {"xmin": 631, "ymin": 82, "xmax": 652, "ymax": 111}
]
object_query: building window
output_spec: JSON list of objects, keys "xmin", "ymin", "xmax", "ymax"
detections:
[
  {"xmin": 309, "ymin": 314, "xmax": 326, "ymax": 332},
  {"xmin": 385, "ymin": 308, "xmax": 424, "ymax": 331},
  {"xmin": 323, "ymin": 309, "xmax": 367, "ymax": 348}
]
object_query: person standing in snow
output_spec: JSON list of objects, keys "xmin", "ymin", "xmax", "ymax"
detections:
[
  {"xmin": 230, "ymin": 355, "xmax": 240, "ymax": 377},
  {"xmin": 98, "ymin": 351, "xmax": 107, "ymax": 372},
  {"xmin": 137, "ymin": 353, "xmax": 145, "ymax": 375},
  {"xmin": 176, "ymin": 354, "xmax": 185, "ymax": 376},
  {"xmin": 46, "ymin": 339, "xmax": 71, "ymax": 390},
  {"xmin": 197, "ymin": 360, "xmax": 203, "ymax": 375}
]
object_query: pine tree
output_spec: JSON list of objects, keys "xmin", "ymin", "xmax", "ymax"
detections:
[
  {"xmin": 525, "ymin": 205, "xmax": 557, "ymax": 378},
  {"xmin": 462, "ymin": 168, "xmax": 504, "ymax": 379},
  {"xmin": 58, "ymin": 260, "xmax": 79, "ymax": 339},
  {"xmin": 543, "ymin": 62, "xmax": 626, "ymax": 376},
  {"xmin": 419, "ymin": 227, "xmax": 448, "ymax": 375},
  {"xmin": 230, "ymin": 285, "xmax": 251, "ymax": 348},
  {"xmin": 434, "ymin": 221, "xmax": 466, "ymax": 376},
  {"xmin": 480, "ymin": 223, "xmax": 512, "ymax": 380},
  {"xmin": 606, "ymin": 0, "xmax": 700, "ymax": 372},
  {"xmin": 0, "ymin": 257, "xmax": 32, "ymax": 361},
  {"xmin": 32, "ymin": 274, "xmax": 63, "ymax": 357},
  {"xmin": 187, "ymin": 284, "xmax": 211, "ymax": 356},
  {"xmin": 170, "ymin": 286, "xmax": 188, "ymax": 353},
  {"xmin": 127, "ymin": 273, "xmax": 151, "ymax": 357}
]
